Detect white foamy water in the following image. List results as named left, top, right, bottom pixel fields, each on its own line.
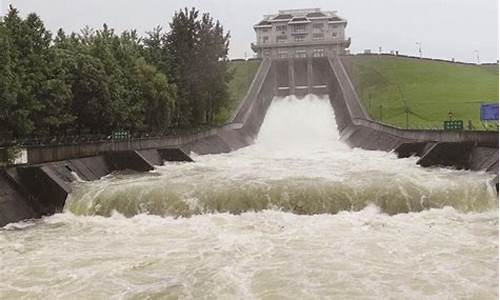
left=0, top=95, right=498, bottom=299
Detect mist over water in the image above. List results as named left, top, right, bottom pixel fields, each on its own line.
left=0, top=95, right=498, bottom=299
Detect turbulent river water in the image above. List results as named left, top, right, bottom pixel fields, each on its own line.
left=1, top=95, right=498, bottom=299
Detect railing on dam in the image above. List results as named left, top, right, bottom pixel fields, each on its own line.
left=327, top=56, right=499, bottom=147
left=1, top=58, right=274, bottom=165
left=2, top=54, right=497, bottom=166
left=0, top=127, right=213, bottom=148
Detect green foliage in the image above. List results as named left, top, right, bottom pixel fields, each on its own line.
left=135, top=57, right=176, bottom=133
left=0, top=144, right=22, bottom=166
left=345, top=55, right=499, bottom=130
left=165, top=7, right=231, bottom=127
left=0, top=5, right=237, bottom=140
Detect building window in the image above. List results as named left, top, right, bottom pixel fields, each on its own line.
left=277, top=50, right=288, bottom=59
left=313, top=33, right=324, bottom=41
left=276, top=35, right=287, bottom=43
left=294, top=34, right=307, bottom=42
left=262, top=36, right=269, bottom=44
left=262, top=28, right=269, bottom=33
left=312, top=48, right=325, bottom=57
left=332, top=32, right=337, bottom=38
left=329, top=24, right=337, bottom=30
left=264, top=50, right=271, bottom=57
left=292, top=24, right=306, bottom=33
left=276, top=25, right=287, bottom=32
left=295, top=50, right=307, bottom=58
left=312, top=23, right=324, bottom=34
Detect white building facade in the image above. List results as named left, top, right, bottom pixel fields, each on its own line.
left=252, top=8, right=351, bottom=59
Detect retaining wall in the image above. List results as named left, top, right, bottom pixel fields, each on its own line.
left=0, top=58, right=275, bottom=227
left=327, top=56, right=498, bottom=172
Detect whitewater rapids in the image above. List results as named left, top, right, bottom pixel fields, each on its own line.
left=0, top=95, right=498, bottom=299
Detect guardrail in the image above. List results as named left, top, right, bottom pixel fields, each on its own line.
left=349, top=53, right=499, bottom=66
left=329, top=56, right=499, bottom=146
left=0, top=127, right=214, bottom=148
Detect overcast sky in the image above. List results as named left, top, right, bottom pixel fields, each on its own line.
left=1, top=0, right=498, bottom=62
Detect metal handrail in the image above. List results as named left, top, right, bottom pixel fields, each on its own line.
left=0, top=126, right=215, bottom=148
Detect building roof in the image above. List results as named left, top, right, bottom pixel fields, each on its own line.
left=256, top=20, right=272, bottom=26
left=306, top=12, right=326, bottom=18
left=274, top=14, right=293, bottom=20
left=254, top=8, right=346, bottom=28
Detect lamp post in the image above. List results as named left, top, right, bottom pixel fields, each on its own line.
left=416, top=42, right=422, bottom=59
left=473, top=50, right=480, bottom=64
left=405, top=107, right=410, bottom=129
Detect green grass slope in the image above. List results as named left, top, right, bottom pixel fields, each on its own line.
left=343, top=55, right=499, bottom=130
left=214, top=60, right=261, bottom=124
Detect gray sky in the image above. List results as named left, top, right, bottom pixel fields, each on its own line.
left=1, top=0, right=498, bottom=62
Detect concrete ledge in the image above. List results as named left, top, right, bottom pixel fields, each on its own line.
left=102, top=151, right=154, bottom=172
left=0, top=170, right=40, bottom=227
left=394, top=142, right=430, bottom=158
left=469, top=147, right=499, bottom=171
left=487, top=161, right=498, bottom=174
left=417, top=142, right=475, bottom=169
left=158, top=148, right=194, bottom=162
left=15, top=165, right=71, bottom=216
left=0, top=59, right=275, bottom=226
left=341, top=126, right=410, bottom=151
left=65, top=156, right=111, bottom=181
left=137, top=149, right=163, bottom=166
left=330, top=56, right=498, bottom=173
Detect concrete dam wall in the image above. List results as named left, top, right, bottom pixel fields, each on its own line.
left=0, top=58, right=276, bottom=226
left=0, top=56, right=498, bottom=226
left=326, top=56, right=498, bottom=172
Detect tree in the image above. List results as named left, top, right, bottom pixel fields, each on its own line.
left=166, top=7, right=200, bottom=127
left=0, top=5, right=233, bottom=139
left=0, top=21, right=20, bottom=138
left=165, top=7, right=231, bottom=127
left=135, top=58, right=176, bottom=133
left=1, top=7, right=50, bottom=136
left=34, top=47, right=75, bottom=135
left=69, top=53, right=113, bottom=133
left=196, top=13, right=231, bottom=124
left=143, top=26, right=171, bottom=76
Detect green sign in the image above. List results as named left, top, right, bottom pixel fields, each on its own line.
left=443, top=120, right=463, bottom=131
left=112, top=129, right=129, bottom=140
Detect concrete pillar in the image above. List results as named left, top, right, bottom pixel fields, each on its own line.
left=102, top=150, right=154, bottom=172
left=273, top=63, right=279, bottom=96
left=307, top=57, right=313, bottom=94
left=16, top=165, right=71, bottom=215
left=288, top=58, right=295, bottom=95
left=158, top=148, right=194, bottom=162
left=417, top=142, right=474, bottom=169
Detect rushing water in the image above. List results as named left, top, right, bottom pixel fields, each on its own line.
left=1, top=95, right=498, bottom=299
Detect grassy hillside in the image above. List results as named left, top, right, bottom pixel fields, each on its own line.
left=214, top=60, right=261, bottom=124
left=343, top=55, right=499, bottom=130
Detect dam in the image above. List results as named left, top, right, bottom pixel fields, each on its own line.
left=0, top=7, right=498, bottom=298
left=1, top=55, right=497, bottom=227
left=0, top=95, right=498, bottom=299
